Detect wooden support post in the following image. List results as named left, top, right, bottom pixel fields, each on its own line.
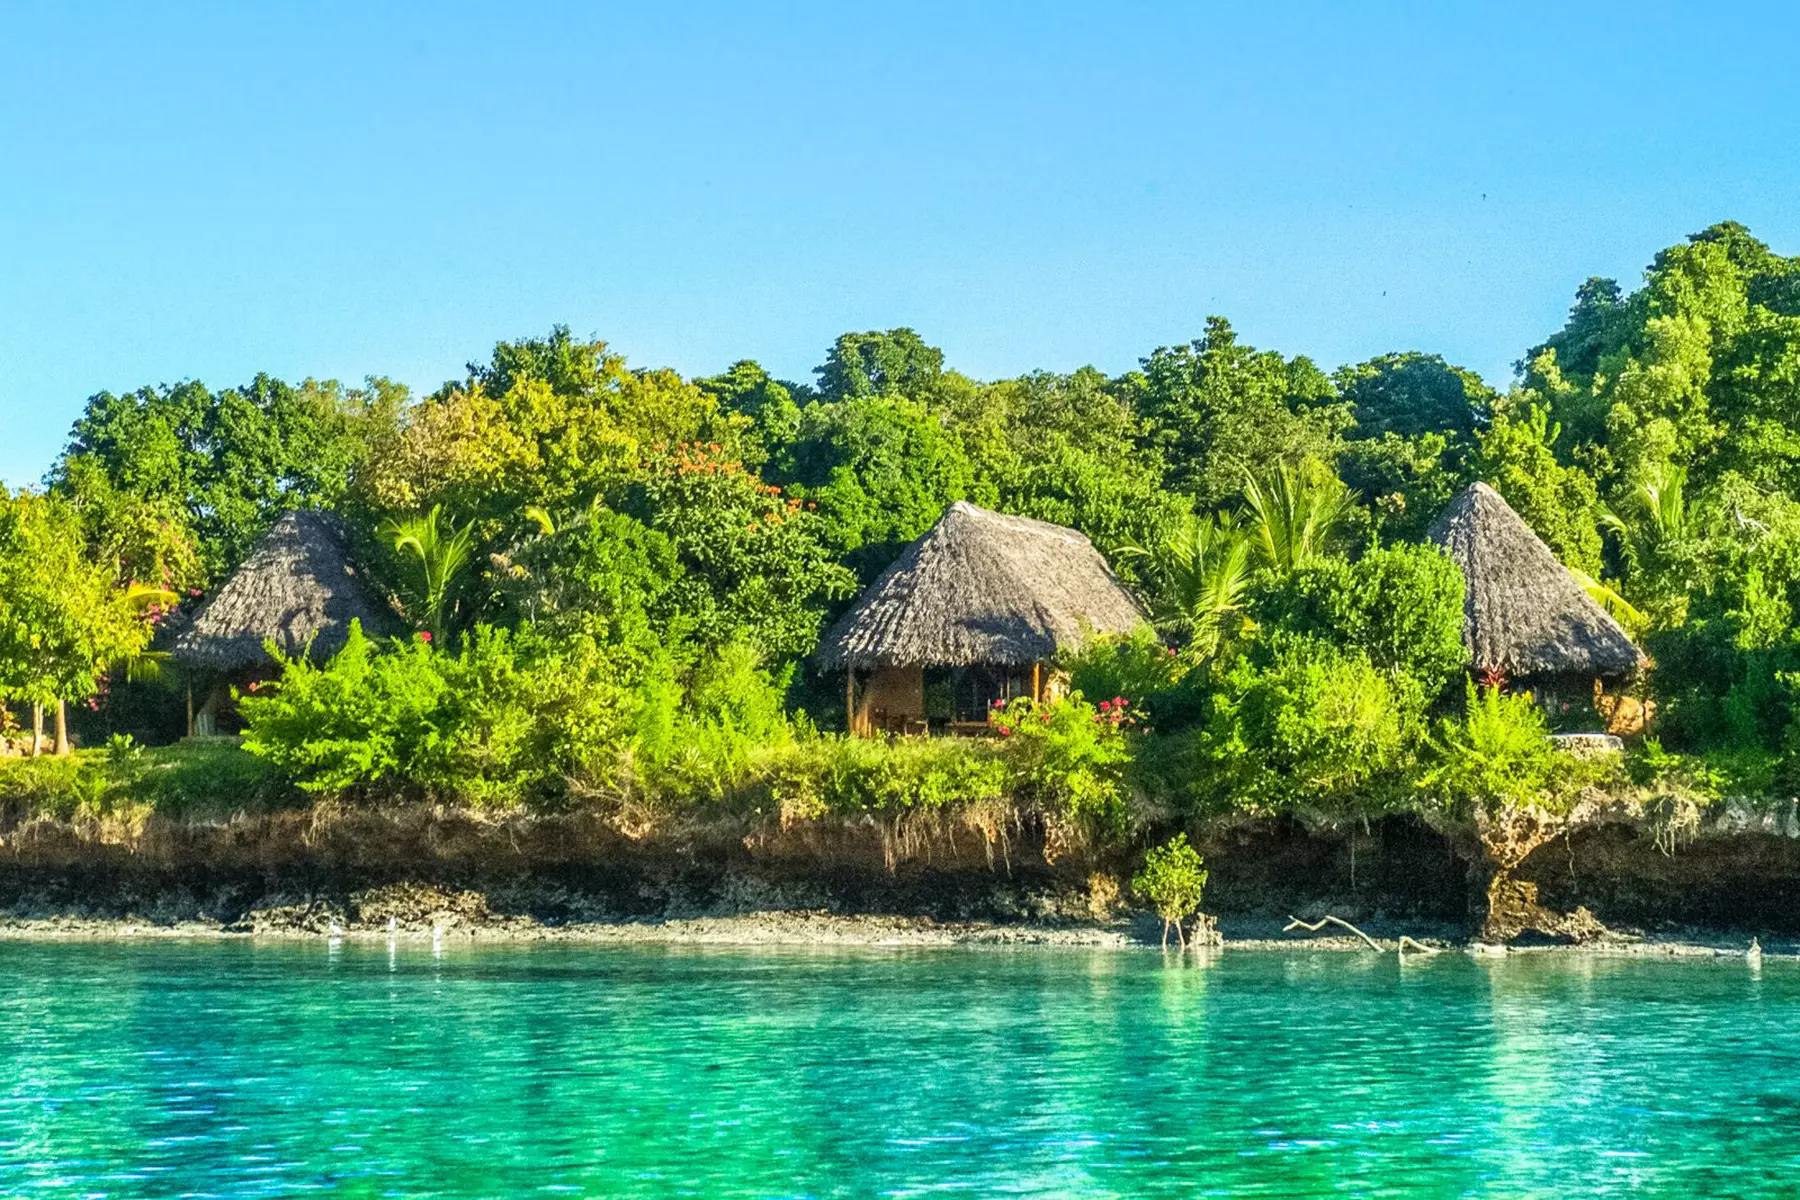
left=1032, top=662, right=1042, bottom=704
left=186, top=683, right=195, bottom=739
left=846, top=671, right=856, bottom=737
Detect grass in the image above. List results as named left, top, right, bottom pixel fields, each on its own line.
left=0, top=741, right=298, bottom=824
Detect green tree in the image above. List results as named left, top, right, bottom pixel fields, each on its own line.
left=1133, top=834, right=1209, bottom=949
left=378, top=505, right=479, bottom=645
left=0, top=491, right=154, bottom=754
left=1472, top=396, right=1605, bottom=575
left=957, top=368, right=1183, bottom=558
left=1119, top=512, right=1252, bottom=659
left=1250, top=543, right=1467, bottom=700
left=622, top=444, right=855, bottom=664
left=814, top=328, right=949, bottom=405
left=1240, top=460, right=1356, bottom=574
left=53, top=375, right=397, bottom=577
left=1130, top=317, right=1350, bottom=508
left=776, top=395, right=980, bottom=577
left=1335, top=352, right=1493, bottom=441
left=697, top=360, right=803, bottom=467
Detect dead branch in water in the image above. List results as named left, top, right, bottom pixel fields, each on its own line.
left=1284, top=914, right=1384, bottom=951
left=1283, top=915, right=1441, bottom=956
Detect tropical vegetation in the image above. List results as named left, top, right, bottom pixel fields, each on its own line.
left=6, top=221, right=1800, bottom=907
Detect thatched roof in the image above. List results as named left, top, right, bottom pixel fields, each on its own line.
left=1428, top=483, right=1643, bottom=680
left=814, top=501, right=1146, bottom=670
left=171, top=510, right=394, bottom=671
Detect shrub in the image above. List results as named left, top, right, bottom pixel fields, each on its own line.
left=638, top=638, right=795, bottom=798
left=1250, top=543, right=1467, bottom=699
left=1133, top=833, right=1209, bottom=947
left=1062, top=625, right=1204, bottom=732
left=241, top=621, right=632, bottom=806
left=994, top=694, right=1136, bottom=842
left=755, top=735, right=1007, bottom=821
left=1419, top=682, right=1574, bottom=816
left=0, top=742, right=290, bottom=823
left=1197, top=635, right=1416, bottom=816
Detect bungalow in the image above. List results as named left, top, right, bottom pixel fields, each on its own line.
left=1428, top=482, right=1645, bottom=723
left=169, top=510, right=395, bottom=735
left=814, top=501, right=1147, bottom=735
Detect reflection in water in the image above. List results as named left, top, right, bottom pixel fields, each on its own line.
left=1, top=942, right=1798, bottom=1197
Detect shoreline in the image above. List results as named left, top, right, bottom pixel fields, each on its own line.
left=0, top=909, right=1785, bottom=958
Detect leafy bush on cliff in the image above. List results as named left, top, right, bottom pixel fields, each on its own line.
left=241, top=621, right=633, bottom=805
left=1419, top=682, right=1571, bottom=816
left=1194, top=634, right=1417, bottom=816
left=993, top=695, right=1137, bottom=839
left=756, top=735, right=1007, bottom=820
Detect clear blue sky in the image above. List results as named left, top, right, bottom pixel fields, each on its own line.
left=4, top=2, right=1798, bottom=486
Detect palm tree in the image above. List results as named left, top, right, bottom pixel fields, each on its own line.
left=1120, top=512, right=1253, bottom=659
left=378, top=505, right=478, bottom=645
left=1240, top=461, right=1356, bottom=573
left=1599, top=461, right=1689, bottom=574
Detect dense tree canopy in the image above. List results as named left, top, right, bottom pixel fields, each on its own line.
left=26, top=221, right=1800, bottom=784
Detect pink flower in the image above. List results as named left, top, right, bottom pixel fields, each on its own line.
left=998, top=727, right=1012, bottom=737
left=417, top=631, right=433, bottom=644
left=189, top=588, right=203, bottom=598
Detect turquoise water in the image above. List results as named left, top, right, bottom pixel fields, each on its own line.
left=2, top=942, right=1797, bottom=1198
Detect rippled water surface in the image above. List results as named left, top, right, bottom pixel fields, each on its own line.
left=3, top=940, right=1799, bottom=1197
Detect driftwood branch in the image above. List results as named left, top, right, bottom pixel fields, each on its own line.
left=1284, top=914, right=1383, bottom=952
left=1283, top=914, right=1442, bottom=956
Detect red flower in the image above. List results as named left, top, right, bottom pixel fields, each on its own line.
left=417, top=631, right=433, bottom=644
left=1099, top=700, right=1112, bottom=713
left=998, top=727, right=1012, bottom=737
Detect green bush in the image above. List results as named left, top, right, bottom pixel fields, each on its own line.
left=993, top=694, right=1136, bottom=839
left=638, top=638, right=796, bottom=798
left=0, top=742, right=290, bottom=823
left=1197, top=635, right=1416, bottom=815
left=1419, top=682, right=1574, bottom=816
left=1133, top=833, right=1208, bottom=946
left=755, top=735, right=1007, bottom=820
left=1250, top=543, right=1467, bottom=700
left=241, top=621, right=633, bottom=806
left=1062, top=625, right=1204, bottom=732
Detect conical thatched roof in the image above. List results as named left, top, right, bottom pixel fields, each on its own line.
left=171, top=510, right=394, bottom=671
left=815, top=501, right=1147, bottom=670
left=1428, top=482, right=1643, bottom=680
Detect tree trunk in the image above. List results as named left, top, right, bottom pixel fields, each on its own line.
left=30, top=704, right=42, bottom=757
left=54, top=700, right=69, bottom=756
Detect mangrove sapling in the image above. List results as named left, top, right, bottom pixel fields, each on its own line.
left=1133, top=833, right=1208, bottom=949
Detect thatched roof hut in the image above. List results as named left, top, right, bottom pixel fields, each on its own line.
left=171, top=510, right=393, bottom=672
left=1428, top=482, right=1642, bottom=681
left=815, top=501, right=1146, bottom=671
